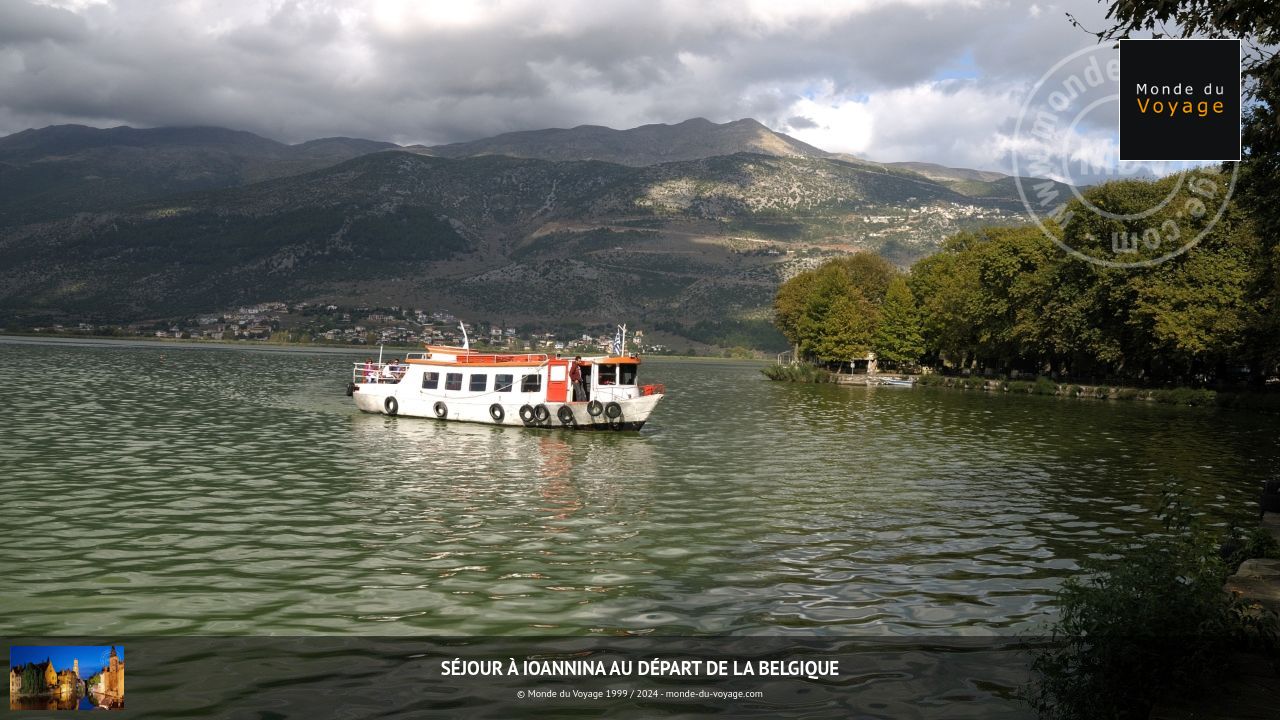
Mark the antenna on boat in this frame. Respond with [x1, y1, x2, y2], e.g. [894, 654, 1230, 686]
[459, 321, 470, 352]
[377, 343, 384, 365]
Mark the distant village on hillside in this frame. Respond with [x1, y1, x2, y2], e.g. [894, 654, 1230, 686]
[11, 301, 683, 355]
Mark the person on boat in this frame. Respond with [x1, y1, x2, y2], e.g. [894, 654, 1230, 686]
[381, 359, 400, 383]
[570, 356, 585, 401]
[363, 358, 375, 383]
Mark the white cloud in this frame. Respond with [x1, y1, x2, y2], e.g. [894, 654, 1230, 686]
[779, 91, 875, 155]
[782, 80, 1024, 169]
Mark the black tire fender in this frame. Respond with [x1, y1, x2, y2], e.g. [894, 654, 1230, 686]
[489, 404, 505, 422]
[433, 401, 447, 418]
[587, 400, 604, 417]
[519, 404, 536, 424]
[604, 401, 623, 419]
[384, 396, 399, 416]
[557, 405, 575, 425]
[346, 382, 355, 397]
[533, 404, 551, 423]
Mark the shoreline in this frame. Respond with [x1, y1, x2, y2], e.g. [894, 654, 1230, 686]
[0, 333, 381, 355]
[0, 333, 756, 362]
[761, 363, 1280, 411]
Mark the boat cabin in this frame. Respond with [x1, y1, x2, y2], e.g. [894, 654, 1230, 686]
[351, 347, 661, 404]
[348, 344, 665, 429]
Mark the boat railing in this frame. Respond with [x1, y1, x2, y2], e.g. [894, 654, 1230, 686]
[450, 352, 550, 365]
[351, 361, 405, 384]
[422, 346, 551, 365]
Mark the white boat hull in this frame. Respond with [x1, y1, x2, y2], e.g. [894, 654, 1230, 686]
[352, 383, 662, 431]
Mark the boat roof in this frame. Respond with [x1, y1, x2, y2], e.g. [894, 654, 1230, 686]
[415, 345, 641, 366]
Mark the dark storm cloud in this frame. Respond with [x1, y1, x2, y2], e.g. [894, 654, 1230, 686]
[0, 0, 1120, 170]
[0, 1, 87, 44]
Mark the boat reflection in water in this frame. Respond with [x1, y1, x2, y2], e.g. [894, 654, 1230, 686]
[348, 411, 657, 521]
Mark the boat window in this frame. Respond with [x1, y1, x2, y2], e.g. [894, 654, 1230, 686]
[520, 374, 541, 392]
[495, 374, 513, 392]
[445, 372, 463, 391]
[619, 363, 638, 386]
[422, 372, 440, 390]
[598, 364, 617, 385]
[469, 374, 487, 392]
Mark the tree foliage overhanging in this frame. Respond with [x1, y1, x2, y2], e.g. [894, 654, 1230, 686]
[1085, 0, 1280, 376]
[774, 172, 1276, 384]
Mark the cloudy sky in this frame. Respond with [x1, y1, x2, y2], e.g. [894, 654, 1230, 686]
[1, 0, 1134, 173]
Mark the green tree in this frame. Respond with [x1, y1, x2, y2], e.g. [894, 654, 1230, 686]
[1057, 175, 1261, 381]
[909, 237, 983, 368]
[905, 174, 1264, 384]
[1129, 223, 1258, 379]
[828, 252, 896, 304]
[807, 288, 879, 363]
[772, 268, 818, 353]
[872, 275, 924, 367]
[963, 226, 1060, 373]
[1088, 0, 1280, 379]
[809, 262, 883, 362]
[774, 252, 892, 363]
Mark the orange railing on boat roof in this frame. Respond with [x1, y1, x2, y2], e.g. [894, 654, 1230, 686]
[412, 345, 551, 365]
[411, 345, 642, 366]
[453, 352, 551, 364]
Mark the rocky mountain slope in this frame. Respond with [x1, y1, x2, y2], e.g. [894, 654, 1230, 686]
[0, 118, 1062, 346]
[0, 125, 398, 226]
[425, 117, 827, 166]
[0, 147, 1028, 331]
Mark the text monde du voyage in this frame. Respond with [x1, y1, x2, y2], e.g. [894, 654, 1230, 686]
[1134, 82, 1228, 118]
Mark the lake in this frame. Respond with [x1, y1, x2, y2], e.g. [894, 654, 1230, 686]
[2, 336, 1275, 715]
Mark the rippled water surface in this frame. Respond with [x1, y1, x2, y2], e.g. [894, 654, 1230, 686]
[3, 337, 1277, 637]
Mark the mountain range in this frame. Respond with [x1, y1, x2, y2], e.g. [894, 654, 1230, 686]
[425, 117, 828, 166]
[0, 118, 1061, 348]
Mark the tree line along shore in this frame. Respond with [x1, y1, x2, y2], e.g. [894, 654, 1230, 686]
[766, 173, 1280, 401]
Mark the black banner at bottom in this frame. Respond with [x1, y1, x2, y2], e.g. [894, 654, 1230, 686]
[6, 636, 1043, 718]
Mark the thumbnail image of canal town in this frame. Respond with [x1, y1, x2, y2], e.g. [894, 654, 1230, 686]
[9, 645, 124, 710]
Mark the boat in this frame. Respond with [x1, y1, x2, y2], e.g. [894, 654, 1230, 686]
[347, 345, 665, 431]
[873, 376, 915, 387]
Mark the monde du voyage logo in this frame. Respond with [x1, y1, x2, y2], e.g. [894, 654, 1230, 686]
[1120, 38, 1241, 162]
[1014, 39, 1242, 268]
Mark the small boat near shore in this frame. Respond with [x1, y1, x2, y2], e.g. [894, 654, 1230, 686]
[872, 376, 915, 387]
[347, 345, 665, 431]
